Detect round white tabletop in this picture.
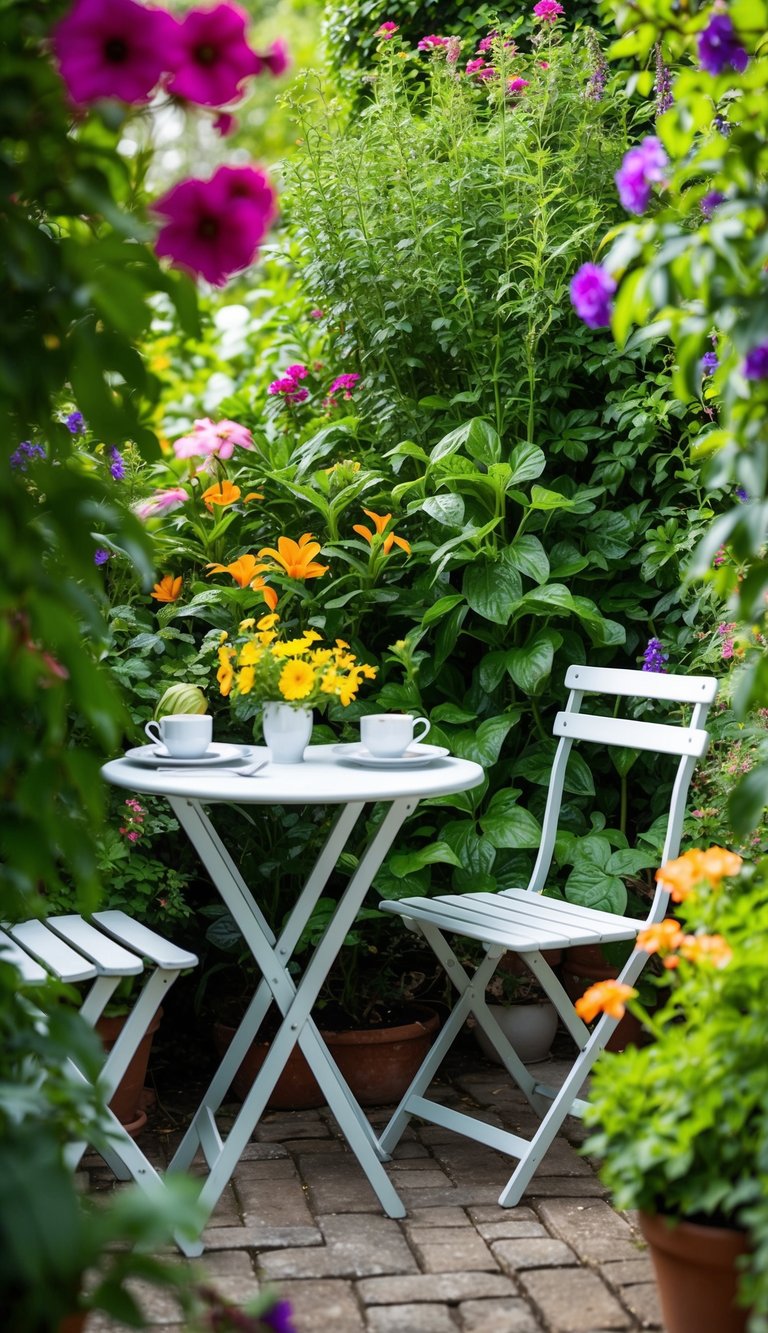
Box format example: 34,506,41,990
102,743,485,804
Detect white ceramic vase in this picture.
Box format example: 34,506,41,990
261,701,313,764
474,1001,558,1065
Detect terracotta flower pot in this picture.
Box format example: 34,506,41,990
96,1006,162,1132
213,1005,440,1110
639,1211,750,1333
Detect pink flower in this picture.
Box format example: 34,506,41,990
376,21,399,39
533,0,564,20
51,0,180,106
166,2,260,107
418,35,450,52
285,364,308,381
268,363,309,405
475,65,496,81
213,111,237,136
327,372,361,402
507,77,529,95
153,163,276,286
477,33,497,53
172,417,254,460
310,308,324,319
134,486,188,519
262,38,290,76
466,57,487,75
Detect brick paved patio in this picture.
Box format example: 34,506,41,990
82,1041,664,1333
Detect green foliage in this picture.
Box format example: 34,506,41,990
584,857,768,1329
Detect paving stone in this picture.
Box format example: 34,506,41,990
256,1114,328,1142
366,1303,459,1331
238,1140,289,1160
277,1278,365,1332
406,1207,474,1227
358,1273,518,1305
397,1184,512,1209
201,1224,322,1250
259,1214,418,1280
492,1237,577,1270
523,1175,608,1198
458,1297,544,1333
298,1155,383,1212
475,1221,548,1242
537,1198,641,1263
411,1230,499,1274
236,1172,316,1228
389,1167,454,1190
112,1251,260,1323
468,1205,538,1224
619,1283,664,1328
282,1137,344,1153
517,1268,632,1331
599,1259,656,1287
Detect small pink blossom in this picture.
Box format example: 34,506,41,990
51,0,181,106
172,417,254,460
310,308,324,319
507,77,529,95
213,111,237,136
166,2,260,107
134,486,188,519
261,38,290,76
477,33,497,53
376,21,399,39
533,0,565,21
327,372,361,405
153,163,276,286
418,35,450,52
268,363,310,405
475,65,496,81
466,57,487,75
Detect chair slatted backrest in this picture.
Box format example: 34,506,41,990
519,665,718,924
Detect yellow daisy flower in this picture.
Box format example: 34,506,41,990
279,659,315,701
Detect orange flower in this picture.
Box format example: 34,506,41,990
202,479,241,510
206,556,278,609
637,918,684,956
656,846,743,902
251,576,278,612
353,508,411,555
574,980,637,1023
243,491,264,503
678,933,733,969
254,533,329,580
151,573,182,603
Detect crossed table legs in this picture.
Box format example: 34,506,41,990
166,793,419,1234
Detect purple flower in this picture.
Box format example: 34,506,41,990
642,637,668,673
654,42,673,116
66,410,85,434
262,38,290,76
10,441,46,471
268,363,310,405
701,351,719,376
109,446,126,480
569,263,616,329
261,1300,297,1333
744,343,768,381
585,32,608,102
166,3,261,108
94,547,111,565
310,308,323,319
376,22,399,40
698,14,748,76
153,164,276,287
328,372,361,401
736,486,749,502
477,33,496,54
533,0,564,21
615,136,668,215
700,190,725,219
507,77,529,96
713,112,732,137
51,0,181,107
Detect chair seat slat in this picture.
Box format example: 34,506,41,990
553,711,709,757
93,911,198,969
9,920,98,982
0,928,49,983
46,915,144,976
384,896,639,949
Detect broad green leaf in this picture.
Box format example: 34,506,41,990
508,442,546,486
462,555,522,624
507,535,550,585
519,583,575,617
452,713,519,766
429,421,473,462
421,493,466,527
607,849,657,876
610,747,640,778
389,841,463,877
478,650,509,692
528,486,577,512
480,790,542,849
431,703,477,724
443,820,497,887
421,593,465,627
506,629,560,696
466,418,501,465
565,863,628,914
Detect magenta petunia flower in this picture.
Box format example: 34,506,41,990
134,486,188,519
172,417,254,460
376,21,399,39
327,372,361,401
153,164,276,286
507,76,529,95
570,263,616,329
477,33,497,53
466,57,487,75
213,111,237,136
533,0,564,21
417,35,450,52
262,38,290,76
698,14,748,76
166,2,260,107
51,0,180,106
615,136,668,214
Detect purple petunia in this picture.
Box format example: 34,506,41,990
262,1299,297,1333
94,547,111,565
701,351,719,376
66,410,85,434
743,343,768,380
700,190,725,219
569,263,616,329
615,137,668,215
735,486,749,502
10,441,46,471
698,14,748,76
109,446,126,481
642,637,668,673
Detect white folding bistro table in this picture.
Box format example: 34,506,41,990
102,743,484,1248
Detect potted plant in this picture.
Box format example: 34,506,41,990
578,845,767,1333
472,960,559,1066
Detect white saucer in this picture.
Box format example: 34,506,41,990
332,742,450,768
124,742,252,768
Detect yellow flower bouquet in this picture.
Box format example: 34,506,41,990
216,614,377,712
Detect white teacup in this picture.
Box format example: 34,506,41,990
360,713,430,758
145,713,212,759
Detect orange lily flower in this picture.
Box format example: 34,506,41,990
637,919,684,956
206,555,278,609
574,980,637,1023
655,846,742,902
202,479,241,510
352,509,411,555
678,933,732,969
255,533,329,580
151,574,182,603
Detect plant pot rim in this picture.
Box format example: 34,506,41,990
639,1210,750,1262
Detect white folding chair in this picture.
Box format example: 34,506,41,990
377,665,717,1205
0,911,201,1255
